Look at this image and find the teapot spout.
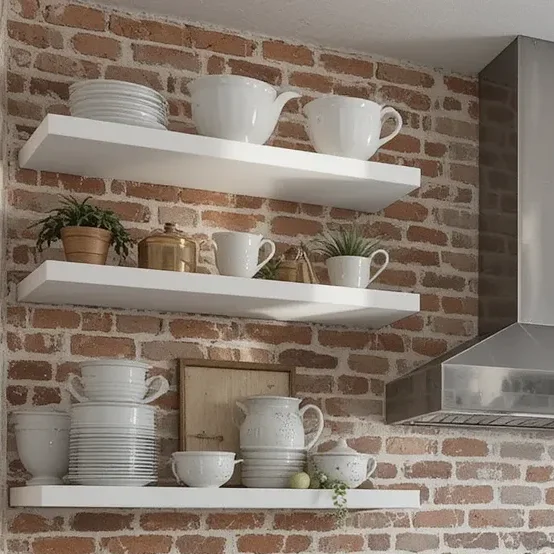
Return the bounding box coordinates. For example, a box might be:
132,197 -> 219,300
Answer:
272,90 -> 302,118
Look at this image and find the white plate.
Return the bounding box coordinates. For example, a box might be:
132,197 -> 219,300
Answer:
70,93 -> 168,111
71,106 -> 166,122
66,478 -> 155,486
70,429 -> 156,435
70,80 -> 165,102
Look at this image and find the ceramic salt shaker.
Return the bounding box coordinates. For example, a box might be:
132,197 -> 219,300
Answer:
312,439 -> 376,488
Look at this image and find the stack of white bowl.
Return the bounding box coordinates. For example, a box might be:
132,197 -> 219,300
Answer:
66,359 -> 168,487
241,447 -> 307,488
69,79 -> 169,129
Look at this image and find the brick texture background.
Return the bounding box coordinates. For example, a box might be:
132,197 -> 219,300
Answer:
3,1 -> 550,553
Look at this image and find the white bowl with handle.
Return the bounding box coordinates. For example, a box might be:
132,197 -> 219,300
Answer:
172,451 -> 243,488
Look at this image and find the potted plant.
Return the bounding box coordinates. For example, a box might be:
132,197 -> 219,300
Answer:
32,195 -> 132,265
311,227 -> 389,288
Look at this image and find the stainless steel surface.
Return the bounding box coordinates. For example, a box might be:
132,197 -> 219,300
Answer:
386,37 -> 554,429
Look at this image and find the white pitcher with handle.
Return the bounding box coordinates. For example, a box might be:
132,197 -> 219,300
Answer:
305,96 -> 403,160
236,396 -> 324,450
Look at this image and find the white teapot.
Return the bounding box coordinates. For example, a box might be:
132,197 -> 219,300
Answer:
312,439 -> 377,488
189,75 -> 300,144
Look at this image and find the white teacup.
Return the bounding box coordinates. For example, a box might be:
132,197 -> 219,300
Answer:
172,451 -> 243,488
68,359 -> 169,404
305,96 -> 403,160
13,410 -> 70,485
326,251 -> 389,288
212,232 -> 276,278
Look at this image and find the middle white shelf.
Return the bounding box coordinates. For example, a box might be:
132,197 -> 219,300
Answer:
18,261 -> 420,328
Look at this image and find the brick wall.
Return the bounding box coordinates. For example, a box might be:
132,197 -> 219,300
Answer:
4,1 -> 550,554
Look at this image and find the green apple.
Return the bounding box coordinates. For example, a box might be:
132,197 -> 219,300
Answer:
289,472 -> 311,489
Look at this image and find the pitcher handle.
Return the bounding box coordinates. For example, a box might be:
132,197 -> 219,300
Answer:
299,404 -> 324,451
366,458 -> 377,479
367,249 -> 389,285
171,459 -> 182,485
255,239 -> 276,273
378,106 -> 403,149
67,374 -> 88,403
143,375 -> 170,404
233,401 -> 248,429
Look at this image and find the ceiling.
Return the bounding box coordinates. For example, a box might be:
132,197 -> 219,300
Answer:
89,0 -> 553,73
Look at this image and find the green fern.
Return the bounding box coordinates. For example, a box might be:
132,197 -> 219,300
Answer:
311,227 -> 380,259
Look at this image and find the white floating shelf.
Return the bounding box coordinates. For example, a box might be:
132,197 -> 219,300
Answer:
19,115 -> 420,212
10,486 -> 420,510
18,261 -> 419,328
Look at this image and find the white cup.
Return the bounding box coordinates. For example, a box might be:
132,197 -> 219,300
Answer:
172,451 -> 243,488
68,359 -> 169,404
305,96 -> 403,160
13,410 -> 70,485
326,251 -> 389,288
212,232 -> 276,278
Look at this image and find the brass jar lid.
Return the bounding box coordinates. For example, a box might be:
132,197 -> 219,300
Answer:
140,223 -> 191,246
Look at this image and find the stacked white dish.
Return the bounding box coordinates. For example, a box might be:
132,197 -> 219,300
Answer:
67,359 -> 168,487
241,447 -> 306,488
69,79 -> 169,130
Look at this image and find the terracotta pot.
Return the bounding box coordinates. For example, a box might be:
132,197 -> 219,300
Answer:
60,226 -> 112,265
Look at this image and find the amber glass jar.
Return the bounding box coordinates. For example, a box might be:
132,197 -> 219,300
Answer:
138,223 -> 198,272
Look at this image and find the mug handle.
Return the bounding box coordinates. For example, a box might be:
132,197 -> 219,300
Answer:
299,404 -> 324,451
378,106 -> 403,149
67,374 -> 88,403
234,459 -> 244,465
142,375 -> 170,404
366,458 -> 377,479
171,459 -> 182,485
367,249 -> 389,286
255,239 -> 276,273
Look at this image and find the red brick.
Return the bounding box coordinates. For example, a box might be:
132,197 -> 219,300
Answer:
72,513 -> 133,532
376,63 -> 434,87
443,96 -> 462,110
384,134 -> 421,153
12,0 -> 39,19
102,535 -> 172,554
170,319 -> 233,340
139,512 -> 200,531
405,461 -> 452,479
9,513 -> 63,533
229,60 -> 282,85
354,511 -> 409,529
412,337 -> 448,357
278,349 -> 337,369
237,535 -> 284,554
395,533 -> 439,552
445,533 -> 498,550
422,272 -> 466,291
9,360 -> 52,380
8,21 -> 63,49
284,536 -> 312,553
29,78 -> 69,100
175,536 -> 226,554
384,200 -> 428,222
44,3 -> 105,30
442,296 -> 478,315
31,308 -> 80,329
526,466 -> 553,482
243,323 -> 312,345
435,485 -> 493,505
413,509 -> 464,528
263,41 -> 314,66
33,537 -> 95,554
318,330 -> 369,349
192,28 -> 255,56
289,71 -> 333,92
35,52 -> 101,79
348,354 -> 389,375
436,117 -> 478,140
319,535 -> 364,553
110,14 -> 190,46
132,44 -> 199,70
469,509 -> 524,528
338,375 -> 369,395
72,33 -> 121,60
271,216 -> 322,236
207,513 -> 265,530
71,335 -> 135,357
33,386 -> 62,405
274,512 -> 336,531
117,315 -> 162,334
105,66 -> 162,91
202,210 -> 264,231
320,53 -> 373,77
445,75 -> 478,96
141,341 -> 203,361
82,312 -> 112,332
8,98 -> 41,120
380,84 -> 431,111
326,397 -> 381,417
96,199 -> 151,223
7,385 -> 27,406
425,141 -> 447,157
530,510 -> 554,528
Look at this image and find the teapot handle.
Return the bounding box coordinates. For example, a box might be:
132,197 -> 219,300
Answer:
142,375 -> 170,404
299,404 -> 324,451
366,458 -> 377,479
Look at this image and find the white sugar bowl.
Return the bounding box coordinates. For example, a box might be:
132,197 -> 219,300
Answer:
171,451 -> 243,488
312,439 -> 376,489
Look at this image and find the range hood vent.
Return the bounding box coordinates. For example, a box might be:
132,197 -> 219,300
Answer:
386,37 -> 554,430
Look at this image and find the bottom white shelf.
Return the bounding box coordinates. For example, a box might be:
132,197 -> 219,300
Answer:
10,486 -> 421,510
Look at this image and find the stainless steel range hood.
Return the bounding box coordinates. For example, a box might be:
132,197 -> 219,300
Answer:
386,36 -> 554,430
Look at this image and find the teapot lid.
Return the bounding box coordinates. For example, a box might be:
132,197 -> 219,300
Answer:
320,438 -> 361,456
140,222 -> 193,245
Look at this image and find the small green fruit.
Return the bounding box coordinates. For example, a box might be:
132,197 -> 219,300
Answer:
289,472 -> 311,489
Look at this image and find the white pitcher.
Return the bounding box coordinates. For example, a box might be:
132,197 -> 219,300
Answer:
305,96 -> 403,160
189,75 -> 301,144
237,396 -> 324,450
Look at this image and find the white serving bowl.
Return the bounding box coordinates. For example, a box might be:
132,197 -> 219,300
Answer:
16,427 -> 69,485
70,402 -> 156,427
12,409 -> 70,430
172,451 -> 242,488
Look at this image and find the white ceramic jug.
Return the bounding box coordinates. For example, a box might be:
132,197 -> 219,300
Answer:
189,75 -> 301,144
237,396 -> 324,450
304,96 -> 403,160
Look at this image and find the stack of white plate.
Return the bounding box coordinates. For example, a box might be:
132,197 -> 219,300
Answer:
69,79 -> 168,129
241,447 -> 306,488
67,402 -> 158,486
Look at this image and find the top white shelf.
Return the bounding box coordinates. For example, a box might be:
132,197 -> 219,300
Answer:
19,115 -> 420,212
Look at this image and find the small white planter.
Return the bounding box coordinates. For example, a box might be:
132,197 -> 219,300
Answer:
326,250 -> 389,288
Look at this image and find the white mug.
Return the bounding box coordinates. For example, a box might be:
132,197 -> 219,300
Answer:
326,250 -> 389,288
212,232 -> 276,278
305,96 -> 402,160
